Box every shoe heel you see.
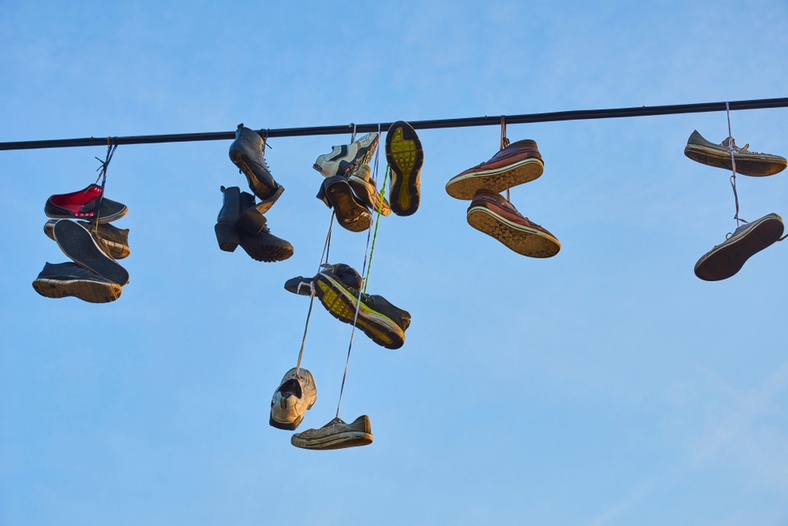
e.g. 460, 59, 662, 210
214, 222, 239, 252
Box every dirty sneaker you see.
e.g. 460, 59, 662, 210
290, 415, 373, 450
314, 132, 380, 178
385, 121, 423, 216
684, 130, 787, 176
270, 367, 317, 430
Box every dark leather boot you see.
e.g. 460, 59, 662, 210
229, 124, 284, 206
215, 186, 241, 252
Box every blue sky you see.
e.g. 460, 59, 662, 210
2, 1, 788, 525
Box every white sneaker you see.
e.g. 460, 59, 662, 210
313, 132, 380, 177
269, 367, 317, 430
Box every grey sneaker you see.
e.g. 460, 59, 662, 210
32, 262, 122, 303
314, 132, 380, 177
44, 219, 130, 259
270, 367, 317, 430
52, 219, 130, 286
694, 213, 784, 281
684, 130, 787, 177
290, 415, 373, 450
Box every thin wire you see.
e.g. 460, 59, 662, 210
501, 116, 510, 202
90, 139, 117, 225
334, 125, 384, 418
725, 102, 744, 227
294, 212, 336, 376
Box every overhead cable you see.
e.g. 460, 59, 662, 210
1, 97, 787, 151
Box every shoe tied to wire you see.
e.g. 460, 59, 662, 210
290, 415, 373, 450
233, 189, 293, 262
694, 213, 784, 281
446, 139, 544, 199
347, 164, 391, 216
316, 175, 372, 232
467, 189, 560, 258
32, 262, 122, 303
45, 184, 128, 223
285, 263, 364, 296
684, 130, 787, 176
270, 367, 317, 430
44, 219, 130, 259
313, 132, 380, 177
229, 124, 285, 204
385, 121, 424, 216
313, 265, 410, 349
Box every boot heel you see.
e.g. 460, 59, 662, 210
215, 222, 239, 252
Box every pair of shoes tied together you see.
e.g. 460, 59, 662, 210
447, 139, 560, 258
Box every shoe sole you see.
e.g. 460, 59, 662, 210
467, 205, 560, 258
325, 179, 372, 232
32, 276, 122, 303
314, 273, 405, 349
238, 230, 294, 262
447, 158, 544, 200
386, 122, 423, 216
694, 214, 784, 281
53, 220, 130, 285
291, 430, 373, 450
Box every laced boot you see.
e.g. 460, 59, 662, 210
236, 191, 294, 262
229, 124, 285, 205
214, 186, 242, 252
348, 164, 391, 216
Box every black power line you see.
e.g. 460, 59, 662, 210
1, 97, 787, 151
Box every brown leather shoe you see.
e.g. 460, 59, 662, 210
467, 189, 560, 258
446, 139, 544, 199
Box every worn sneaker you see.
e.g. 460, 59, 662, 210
45, 184, 128, 223
317, 175, 372, 232
270, 367, 317, 430
684, 130, 787, 176
313, 266, 410, 349
229, 124, 285, 205
386, 121, 423, 216
32, 262, 122, 303
467, 189, 560, 258
52, 219, 130, 285
446, 139, 544, 200
44, 219, 130, 259
314, 132, 380, 177
694, 213, 784, 281
291, 415, 373, 450
285, 263, 364, 296
347, 164, 391, 216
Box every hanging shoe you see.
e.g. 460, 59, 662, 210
446, 139, 544, 200
44, 220, 130, 259
467, 189, 560, 258
694, 213, 784, 281
284, 263, 364, 296
229, 124, 285, 204
291, 415, 373, 450
317, 175, 372, 232
385, 121, 423, 216
684, 130, 787, 176
45, 184, 128, 223
313, 132, 380, 177
347, 164, 391, 216
52, 219, 130, 285
32, 262, 122, 303
313, 265, 410, 349
270, 367, 317, 431
226, 189, 293, 262
214, 186, 242, 252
